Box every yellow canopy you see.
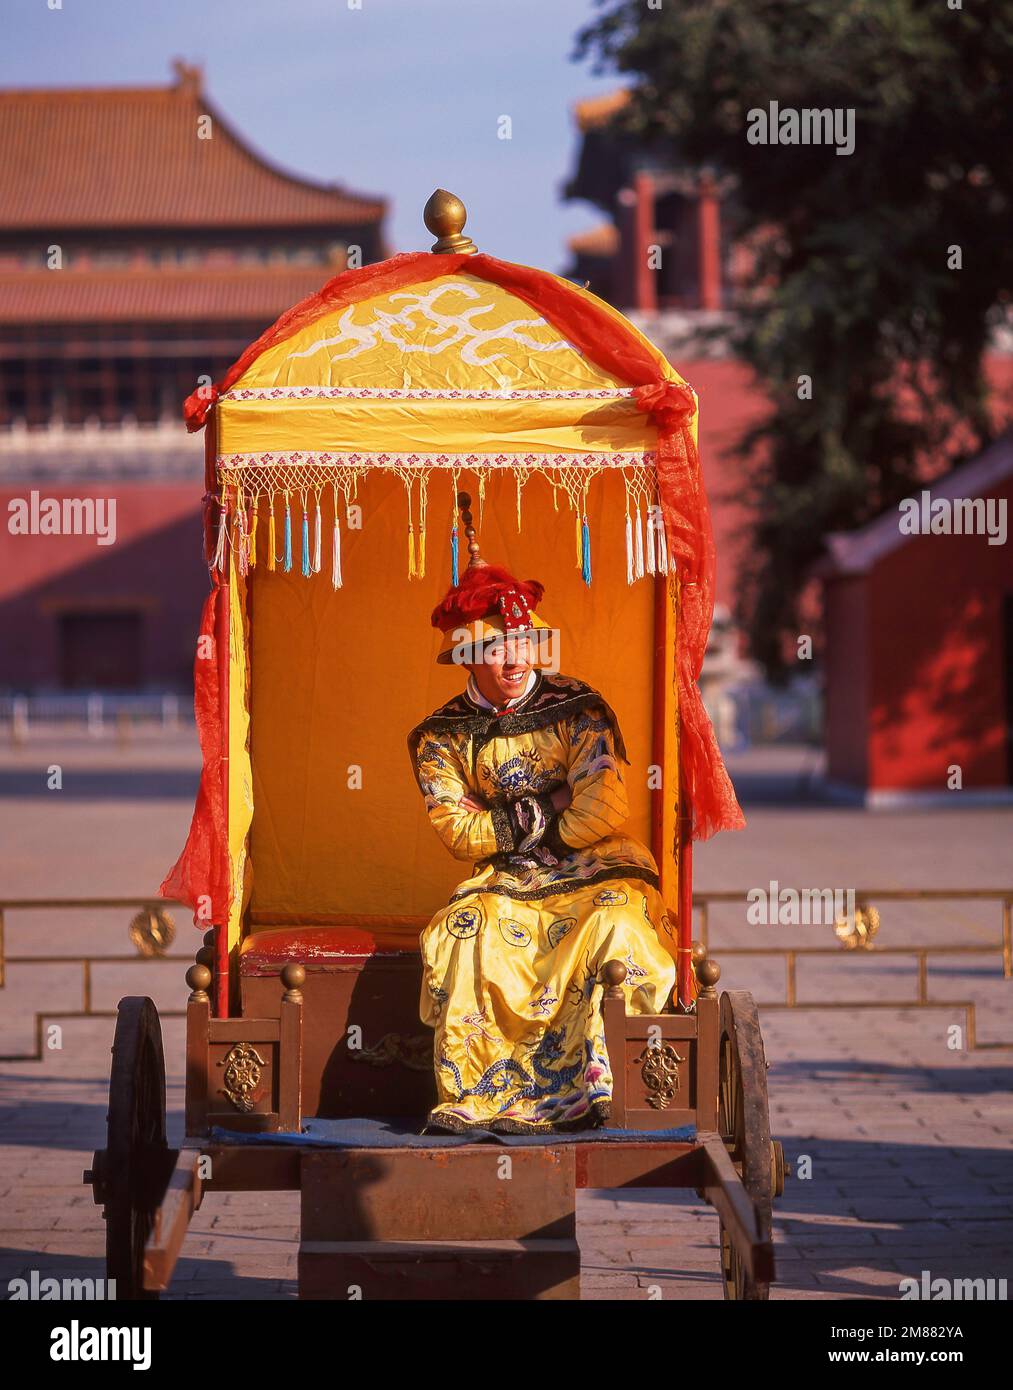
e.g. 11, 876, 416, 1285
164, 201, 740, 1016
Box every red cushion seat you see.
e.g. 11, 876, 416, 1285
239, 921, 422, 975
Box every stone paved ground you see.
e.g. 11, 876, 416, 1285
1, 732, 1011, 1299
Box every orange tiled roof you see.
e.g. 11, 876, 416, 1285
567, 223, 620, 257
0, 264, 344, 323
0, 64, 386, 230
574, 89, 630, 133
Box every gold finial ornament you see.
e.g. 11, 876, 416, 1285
424, 189, 477, 254
695, 956, 721, 999
602, 959, 628, 996
281, 962, 306, 1001
186, 963, 212, 1002
457, 492, 487, 570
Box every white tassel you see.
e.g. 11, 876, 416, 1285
634, 508, 645, 580
625, 512, 634, 585
312, 502, 322, 573
646, 508, 657, 576
332, 514, 343, 589
656, 514, 669, 573
213, 501, 228, 572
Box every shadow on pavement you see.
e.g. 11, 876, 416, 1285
0, 770, 200, 799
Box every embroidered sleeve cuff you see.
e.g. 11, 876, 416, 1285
490, 803, 514, 854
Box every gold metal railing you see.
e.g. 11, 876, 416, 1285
694, 888, 1013, 1049
0, 897, 190, 1061
0, 890, 1010, 1061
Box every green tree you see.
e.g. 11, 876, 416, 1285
576, 0, 1012, 674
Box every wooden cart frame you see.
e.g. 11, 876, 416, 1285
85, 948, 783, 1300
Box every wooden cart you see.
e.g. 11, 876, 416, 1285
84, 192, 783, 1300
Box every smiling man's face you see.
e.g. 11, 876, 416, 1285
467, 634, 536, 707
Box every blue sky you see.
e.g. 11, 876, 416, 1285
4, 0, 626, 269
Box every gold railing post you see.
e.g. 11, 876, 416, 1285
1002, 899, 1012, 979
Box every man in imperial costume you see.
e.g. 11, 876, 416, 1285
408, 498, 677, 1135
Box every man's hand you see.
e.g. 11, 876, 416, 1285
461, 787, 569, 814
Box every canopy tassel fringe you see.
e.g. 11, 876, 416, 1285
312, 499, 323, 573
212, 495, 227, 573
282, 496, 293, 574
331, 484, 343, 589
300, 500, 311, 579
656, 512, 669, 574
236, 503, 249, 578
207, 467, 678, 595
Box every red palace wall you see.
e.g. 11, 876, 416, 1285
860, 477, 1012, 793
683, 357, 768, 615
0, 482, 207, 690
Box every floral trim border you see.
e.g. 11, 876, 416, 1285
216, 449, 657, 472
221, 385, 637, 402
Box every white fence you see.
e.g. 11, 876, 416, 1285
0, 693, 186, 737
1, 682, 821, 747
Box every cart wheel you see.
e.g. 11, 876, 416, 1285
91, 998, 169, 1300
717, 990, 773, 1301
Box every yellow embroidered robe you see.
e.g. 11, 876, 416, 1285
408, 671, 677, 1133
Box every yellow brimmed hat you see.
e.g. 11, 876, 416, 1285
435, 611, 551, 664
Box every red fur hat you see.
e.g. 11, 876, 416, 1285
431, 564, 549, 665
431, 564, 544, 634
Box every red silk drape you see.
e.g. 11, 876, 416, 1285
174, 249, 743, 937
160, 413, 232, 943
159, 573, 231, 927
